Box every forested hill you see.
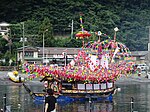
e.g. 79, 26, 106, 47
0, 0, 150, 51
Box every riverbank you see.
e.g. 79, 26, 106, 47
0, 66, 17, 71
116, 73, 150, 84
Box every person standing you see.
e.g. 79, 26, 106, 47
44, 89, 57, 112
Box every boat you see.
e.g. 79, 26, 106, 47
23, 32, 133, 103
23, 15, 133, 103
7, 71, 25, 83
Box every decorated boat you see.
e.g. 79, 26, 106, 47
23, 15, 133, 103
23, 32, 133, 102
7, 71, 25, 83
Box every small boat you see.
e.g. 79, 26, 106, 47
7, 71, 25, 83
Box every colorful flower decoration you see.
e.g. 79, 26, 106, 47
23, 32, 134, 83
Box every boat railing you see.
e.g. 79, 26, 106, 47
61, 82, 115, 94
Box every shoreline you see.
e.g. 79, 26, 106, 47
0, 71, 150, 86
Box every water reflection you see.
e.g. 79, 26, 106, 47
57, 101, 114, 112
0, 85, 43, 112
0, 82, 150, 111
114, 83, 150, 112
77, 101, 114, 112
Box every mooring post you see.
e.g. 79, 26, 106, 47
3, 94, 6, 112
130, 97, 134, 112
88, 96, 92, 112
89, 96, 91, 103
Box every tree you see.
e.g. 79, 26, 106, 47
24, 20, 40, 47
0, 0, 150, 51
38, 17, 54, 47
64, 38, 82, 48
0, 38, 8, 58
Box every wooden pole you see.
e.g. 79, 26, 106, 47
3, 94, 6, 112
114, 31, 116, 42
71, 20, 73, 39
114, 27, 119, 42
130, 97, 134, 112
22, 22, 25, 64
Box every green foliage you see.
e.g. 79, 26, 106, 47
63, 38, 82, 48
24, 20, 41, 46
51, 37, 68, 47
4, 51, 11, 66
0, 38, 8, 58
38, 17, 54, 47
0, 0, 150, 63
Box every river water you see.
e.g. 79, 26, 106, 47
0, 72, 150, 112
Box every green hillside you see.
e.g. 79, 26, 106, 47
0, 0, 150, 64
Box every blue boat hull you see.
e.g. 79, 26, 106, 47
33, 94, 113, 105
23, 83, 115, 105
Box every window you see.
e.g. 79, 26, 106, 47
1, 26, 7, 30
25, 51, 33, 57
100, 83, 107, 89
77, 84, 85, 90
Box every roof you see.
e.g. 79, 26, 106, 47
131, 51, 148, 56
18, 46, 149, 57
17, 46, 39, 52
38, 47, 81, 55
0, 22, 9, 26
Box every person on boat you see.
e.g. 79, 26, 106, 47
13, 70, 18, 76
41, 76, 61, 95
44, 89, 57, 112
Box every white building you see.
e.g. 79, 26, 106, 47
17, 46, 148, 66
0, 22, 10, 35
17, 46, 79, 66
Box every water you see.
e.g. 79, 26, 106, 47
114, 83, 150, 112
0, 85, 44, 112
0, 72, 150, 112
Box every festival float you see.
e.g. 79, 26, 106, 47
23, 15, 134, 103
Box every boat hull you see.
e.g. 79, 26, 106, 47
33, 93, 114, 105
23, 83, 115, 105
